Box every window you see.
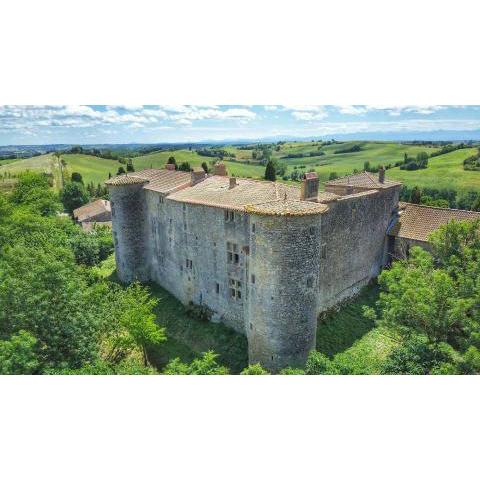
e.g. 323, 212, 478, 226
251, 223, 256, 233
229, 278, 242, 300
227, 242, 240, 264
183, 204, 186, 211
321, 243, 327, 259
307, 277, 313, 288
215, 282, 220, 294
224, 210, 235, 222
309, 226, 316, 235
159, 196, 164, 204
186, 259, 193, 269
251, 274, 256, 284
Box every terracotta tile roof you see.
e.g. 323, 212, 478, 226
245, 199, 328, 216
73, 199, 111, 223
105, 169, 191, 193
168, 175, 301, 211
105, 175, 148, 186
129, 169, 192, 194
317, 191, 340, 203
325, 171, 401, 189
390, 202, 480, 242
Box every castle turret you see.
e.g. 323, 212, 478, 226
105, 174, 149, 283
245, 200, 327, 371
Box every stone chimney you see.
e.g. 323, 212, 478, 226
165, 163, 175, 171
191, 169, 206, 186
229, 177, 237, 189
300, 172, 319, 202
214, 162, 227, 176
378, 165, 385, 184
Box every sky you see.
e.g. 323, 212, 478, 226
1, 105, 480, 145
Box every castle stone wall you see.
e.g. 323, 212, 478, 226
144, 190, 250, 333
110, 183, 149, 283
318, 186, 400, 310
246, 213, 322, 371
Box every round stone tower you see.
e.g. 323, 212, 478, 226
245, 200, 326, 371
105, 175, 149, 283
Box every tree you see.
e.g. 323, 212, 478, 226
201, 161, 209, 173
240, 363, 270, 375
264, 160, 276, 181
0, 330, 40, 374
381, 336, 455, 374
163, 351, 229, 375
126, 159, 135, 172
117, 166, 126, 175
178, 162, 192, 172
410, 186, 422, 204
364, 160, 371, 172
71, 172, 83, 183
53, 151, 65, 188
103, 283, 165, 366
329, 172, 339, 180
167, 156, 177, 169
60, 181, 90, 214
304, 350, 339, 374
0, 244, 104, 369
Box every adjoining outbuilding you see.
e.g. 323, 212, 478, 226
73, 199, 112, 231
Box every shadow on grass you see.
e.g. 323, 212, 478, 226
316, 284, 380, 357
146, 283, 248, 374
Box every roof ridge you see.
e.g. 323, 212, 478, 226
401, 202, 480, 214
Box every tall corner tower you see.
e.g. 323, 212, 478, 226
105, 175, 149, 283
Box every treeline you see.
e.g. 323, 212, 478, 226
333, 144, 362, 154
430, 142, 470, 157
196, 148, 235, 159
281, 151, 325, 159
400, 185, 480, 211
463, 148, 480, 171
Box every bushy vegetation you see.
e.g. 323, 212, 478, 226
463, 148, 480, 171
334, 144, 362, 154
0, 173, 165, 374
399, 151, 429, 170
400, 185, 480, 210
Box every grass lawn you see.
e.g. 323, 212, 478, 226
316, 284, 400, 374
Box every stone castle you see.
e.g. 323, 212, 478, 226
105, 163, 480, 371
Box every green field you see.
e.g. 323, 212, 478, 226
1, 142, 479, 194
388, 147, 480, 192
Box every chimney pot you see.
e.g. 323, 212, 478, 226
300, 172, 319, 202
214, 162, 227, 176
379, 165, 385, 184
191, 169, 206, 186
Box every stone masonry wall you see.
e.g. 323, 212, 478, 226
317, 186, 400, 310
144, 190, 250, 333
109, 183, 149, 283
246, 213, 322, 371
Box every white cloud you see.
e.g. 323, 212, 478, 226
283, 105, 329, 121
263, 105, 278, 111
